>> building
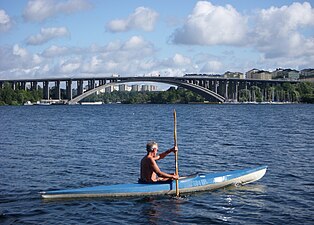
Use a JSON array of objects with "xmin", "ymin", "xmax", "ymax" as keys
[
  {"xmin": 246, "ymin": 69, "xmax": 272, "ymax": 80},
  {"xmin": 131, "ymin": 84, "xmax": 141, "ymax": 92},
  {"xmin": 224, "ymin": 71, "xmax": 244, "ymax": 79},
  {"xmin": 300, "ymin": 69, "xmax": 314, "ymax": 78},
  {"xmin": 141, "ymin": 85, "xmax": 157, "ymax": 92},
  {"xmin": 274, "ymin": 69, "xmax": 300, "ymax": 80},
  {"xmin": 271, "ymin": 68, "xmax": 284, "ymax": 79},
  {"xmin": 105, "ymin": 86, "xmax": 114, "ymax": 93},
  {"xmin": 119, "ymin": 84, "xmax": 129, "ymax": 92},
  {"xmin": 245, "ymin": 69, "xmax": 259, "ymax": 79}
]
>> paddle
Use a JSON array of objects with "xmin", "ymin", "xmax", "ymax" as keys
[{"xmin": 173, "ymin": 109, "xmax": 179, "ymax": 197}]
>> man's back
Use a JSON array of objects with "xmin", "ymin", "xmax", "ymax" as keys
[{"xmin": 140, "ymin": 155, "xmax": 157, "ymax": 182}]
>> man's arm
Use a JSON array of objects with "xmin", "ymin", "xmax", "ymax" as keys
[
  {"xmin": 157, "ymin": 146, "xmax": 178, "ymax": 160},
  {"xmin": 149, "ymin": 157, "xmax": 178, "ymax": 179}
]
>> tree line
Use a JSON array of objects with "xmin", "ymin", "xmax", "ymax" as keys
[
  {"xmin": 0, "ymin": 83, "xmax": 42, "ymax": 105},
  {"xmin": 83, "ymin": 87, "xmax": 205, "ymax": 104},
  {"xmin": 0, "ymin": 81, "xmax": 313, "ymax": 105},
  {"xmin": 238, "ymin": 82, "xmax": 314, "ymax": 103}
]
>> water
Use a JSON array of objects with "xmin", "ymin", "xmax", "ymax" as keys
[{"xmin": 0, "ymin": 104, "xmax": 313, "ymax": 224}]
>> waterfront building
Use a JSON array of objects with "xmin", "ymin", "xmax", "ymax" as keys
[
  {"xmin": 105, "ymin": 86, "xmax": 114, "ymax": 93},
  {"xmin": 300, "ymin": 69, "xmax": 314, "ymax": 78},
  {"xmin": 131, "ymin": 84, "xmax": 141, "ymax": 92},
  {"xmin": 245, "ymin": 69, "xmax": 259, "ymax": 79},
  {"xmin": 273, "ymin": 69, "xmax": 300, "ymax": 80},
  {"xmin": 141, "ymin": 84, "xmax": 157, "ymax": 92},
  {"xmin": 246, "ymin": 69, "xmax": 272, "ymax": 80},
  {"xmin": 272, "ymin": 68, "xmax": 284, "ymax": 79},
  {"xmin": 119, "ymin": 84, "xmax": 129, "ymax": 92},
  {"xmin": 224, "ymin": 71, "xmax": 244, "ymax": 79},
  {"xmin": 142, "ymin": 85, "xmax": 150, "ymax": 92}
]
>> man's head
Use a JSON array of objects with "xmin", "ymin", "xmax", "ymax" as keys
[{"xmin": 146, "ymin": 141, "xmax": 158, "ymax": 153}]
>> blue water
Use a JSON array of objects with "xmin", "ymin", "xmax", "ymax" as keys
[{"xmin": 0, "ymin": 104, "xmax": 313, "ymax": 224}]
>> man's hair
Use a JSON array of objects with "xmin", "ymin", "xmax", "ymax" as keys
[{"xmin": 146, "ymin": 141, "xmax": 157, "ymax": 152}]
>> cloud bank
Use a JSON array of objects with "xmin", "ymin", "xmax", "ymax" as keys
[
  {"xmin": 23, "ymin": 0, "xmax": 92, "ymax": 22},
  {"xmin": 1, "ymin": 1, "xmax": 314, "ymax": 79},
  {"xmin": 171, "ymin": 1, "xmax": 314, "ymax": 62}
]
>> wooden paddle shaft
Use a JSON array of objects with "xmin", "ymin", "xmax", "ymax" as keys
[{"xmin": 174, "ymin": 109, "xmax": 179, "ymax": 197}]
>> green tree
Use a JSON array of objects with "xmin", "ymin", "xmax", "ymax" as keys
[{"xmin": 0, "ymin": 83, "xmax": 15, "ymax": 105}]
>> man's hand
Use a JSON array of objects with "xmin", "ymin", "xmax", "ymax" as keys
[
  {"xmin": 172, "ymin": 174, "xmax": 179, "ymax": 180},
  {"xmin": 171, "ymin": 146, "xmax": 178, "ymax": 153}
]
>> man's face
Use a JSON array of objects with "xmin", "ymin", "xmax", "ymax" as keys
[{"xmin": 152, "ymin": 145, "xmax": 158, "ymax": 156}]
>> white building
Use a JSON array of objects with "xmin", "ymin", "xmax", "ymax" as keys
[
  {"xmin": 131, "ymin": 85, "xmax": 141, "ymax": 92},
  {"xmin": 141, "ymin": 85, "xmax": 157, "ymax": 92},
  {"xmin": 105, "ymin": 86, "xmax": 114, "ymax": 93}
]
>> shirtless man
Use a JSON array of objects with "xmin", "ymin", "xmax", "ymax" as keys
[{"xmin": 140, "ymin": 141, "xmax": 179, "ymax": 183}]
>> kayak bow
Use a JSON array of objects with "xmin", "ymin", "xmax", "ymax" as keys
[{"xmin": 40, "ymin": 166, "xmax": 267, "ymax": 199}]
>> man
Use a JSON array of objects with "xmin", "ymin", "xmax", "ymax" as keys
[{"xmin": 140, "ymin": 141, "xmax": 179, "ymax": 183}]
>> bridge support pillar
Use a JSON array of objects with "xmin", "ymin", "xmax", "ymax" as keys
[
  {"xmin": 214, "ymin": 80, "xmax": 218, "ymax": 93},
  {"xmin": 18, "ymin": 82, "xmax": 26, "ymax": 90},
  {"xmin": 88, "ymin": 79, "xmax": 95, "ymax": 90},
  {"xmin": 224, "ymin": 81, "xmax": 229, "ymax": 100},
  {"xmin": 43, "ymin": 81, "xmax": 49, "ymax": 99},
  {"xmin": 204, "ymin": 81, "xmax": 210, "ymax": 89},
  {"xmin": 77, "ymin": 80, "xmax": 84, "ymax": 95},
  {"xmin": 99, "ymin": 79, "xmax": 107, "ymax": 86},
  {"xmin": 235, "ymin": 82, "xmax": 239, "ymax": 102},
  {"xmin": 66, "ymin": 80, "xmax": 72, "ymax": 100},
  {"xmin": 55, "ymin": 81, "xmax": 61, "ymax": 99},
  {"xmin": 31, "ymin": 81, "xmax": 38, "ymax": 91},
  {"xmin": 11, "ymin": 82, "xmax": 16, "ymax": 90}
]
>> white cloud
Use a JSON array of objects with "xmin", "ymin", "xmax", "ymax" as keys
[
  {"xmin": 251, "ymin": 2, "xmax": 314, "ymax": 59},
  {"xmin": 122, "ymin": 36, "xmax": 148, "ymax": 50},
  {"xmin": 23, "ymin": 0, "xmax": 92, "ymax": 22},
  {"xmin": 26, "ymin": 27, "xmax": 70, "ymax": 45},
  {"xmin": 80, "ymin": 36, "xmax": 157, "ymax": 74},
  {"xmin": 0, "ymin": 9, "xmax": 13, "ymax": 32},
  {"xmin": 171, "ymin": 1, "xmax": 247, "ymax": 45},
  {"xmin": 42, "ymin": 45, "xmax": 69, "ymax": 57},
  {"xmin": 59, "ymin": 59, "xmax": 81, "ymax": 74},
  {"xmin": 170, "ymin": 1, "xmax": 314, "ymax": 70},
  {"xmin": 13, "ymin": 44, "xmax": 28, "ymax": 58},
  {"xmin": 0, "ymin": 44, "xmax": 44, "ymax": 78},
  {"xmin": 201, "ymin": 60, "xmax": 223, "ymax": 73},
  {"xmin": 104, "ymin": 36, "xmax": 156, "ymax": 62},
  {"xmin": 106, "ymin": 7, "xmax": 159, "ymax": 32},
  {"xmin": 173, "ymin": 53, "xmax": 191, "ymax": 66},
  {"xmin": 33, "ymin": 54, "xmax": 43, "ymax": 64}
]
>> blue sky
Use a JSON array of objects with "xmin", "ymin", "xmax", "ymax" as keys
[{"xmin": 0, "ymin": 0, "xmax": 313, "ymax": 79}]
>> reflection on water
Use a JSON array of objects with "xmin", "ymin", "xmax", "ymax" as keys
[{"xmin": 138, "ymin": 196, "xmax": 184, "ymax": 224}]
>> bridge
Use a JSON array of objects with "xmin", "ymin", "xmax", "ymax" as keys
[{"xmin": 0, "ymin": 76, "xmax": 300, "ymax": 103}]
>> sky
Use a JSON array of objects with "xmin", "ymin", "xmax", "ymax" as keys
[{"xmin": 0, "ymin": 0, "xmax": 314, "ymax": 80}]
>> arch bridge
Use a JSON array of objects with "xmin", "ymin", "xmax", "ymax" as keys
[
  {"xmin": 0, "ymin": 76, "xmax": 300, "ymax": 103},
  {"xmin": 68, "ymin": 77, "xmax": 225, "ymax": 104}
]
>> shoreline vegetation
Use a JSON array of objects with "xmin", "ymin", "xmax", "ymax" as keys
[{"xmin": 0, "ymin": 82, "xmax": 313, "ymax": 106}]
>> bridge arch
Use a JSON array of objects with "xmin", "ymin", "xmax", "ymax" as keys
[{"xmin": 68, "ymin": 78, "xmax": 225, "ymax": 104}]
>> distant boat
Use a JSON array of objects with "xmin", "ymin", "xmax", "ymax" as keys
[
  {"xmin": 23, "ymin": 101, "xmax": 33, "ymax": 106},
  {"xmin": 80, "ymin": 101, "xmax": 103, "ymax": 105},
  {"xmin": 35, "ymin": 100, "xmax": 51, "ymax": 106}
]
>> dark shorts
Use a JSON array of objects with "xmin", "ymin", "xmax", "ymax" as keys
[{"xmin": 138, "ymin": 178, "xmax": 172, "ymax": 184}]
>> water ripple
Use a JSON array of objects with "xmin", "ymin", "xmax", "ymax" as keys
[{"xmin": 0, "ymin": 104, "xmax": 313, "ymax": 224}]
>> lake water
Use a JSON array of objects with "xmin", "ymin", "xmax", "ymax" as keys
[{"xmin": 0, "ymin": 104, "xmax": 313, "ymax": 224}]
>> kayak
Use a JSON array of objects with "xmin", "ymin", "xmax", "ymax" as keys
[{"xmin": 40, "ymin": 166, "xmax": 267, "ymax": 199}]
